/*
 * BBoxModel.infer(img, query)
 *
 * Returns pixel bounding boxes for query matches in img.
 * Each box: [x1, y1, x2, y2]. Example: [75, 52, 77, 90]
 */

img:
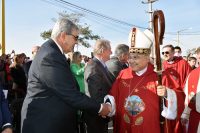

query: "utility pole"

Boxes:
[141, 0, 158, 61]
[177, 31, 180, 46]
[141, 0, 158, 32]
[1, 0, 5, 54]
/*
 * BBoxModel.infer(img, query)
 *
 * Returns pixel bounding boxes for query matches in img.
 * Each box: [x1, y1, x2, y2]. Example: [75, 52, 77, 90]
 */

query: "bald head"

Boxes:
[32, 46, 40, 58]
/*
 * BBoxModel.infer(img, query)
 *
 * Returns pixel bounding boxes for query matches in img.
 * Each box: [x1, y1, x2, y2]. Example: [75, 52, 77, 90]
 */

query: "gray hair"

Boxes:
[51, 18, 79, 39]
[93, 39, 111, 55]
[114, 44, 129, 57]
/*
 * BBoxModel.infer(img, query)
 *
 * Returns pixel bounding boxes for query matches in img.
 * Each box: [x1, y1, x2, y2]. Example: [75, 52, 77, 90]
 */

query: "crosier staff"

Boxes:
[153, 10, 165, 133]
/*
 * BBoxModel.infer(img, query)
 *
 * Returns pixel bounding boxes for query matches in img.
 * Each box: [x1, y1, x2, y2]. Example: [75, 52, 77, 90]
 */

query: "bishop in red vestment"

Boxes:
[109, 28, 177, 133]
[110, 64, 161, 133]
[162, 44, 192, 133]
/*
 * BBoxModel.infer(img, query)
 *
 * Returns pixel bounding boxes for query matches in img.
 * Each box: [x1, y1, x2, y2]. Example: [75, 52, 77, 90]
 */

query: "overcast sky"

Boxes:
[4, 0, 200, 57]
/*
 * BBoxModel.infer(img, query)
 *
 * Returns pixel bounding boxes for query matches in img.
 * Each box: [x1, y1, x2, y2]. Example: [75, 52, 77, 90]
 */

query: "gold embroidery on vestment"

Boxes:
[146, 84, 155, 90]
[124, 113, 130, 123]
[135, 116, 143, 125]
[121, 80, 130, 88]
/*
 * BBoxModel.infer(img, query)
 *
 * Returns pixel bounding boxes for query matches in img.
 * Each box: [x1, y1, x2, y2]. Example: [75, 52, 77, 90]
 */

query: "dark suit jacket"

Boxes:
[23, 60, 32, 79]
[84, 57, 113, 133]
[84, 57, 113, 103]
[0, 88, 12, 129]
[106, 56, 128, 82]
[21, 39, 100, 133]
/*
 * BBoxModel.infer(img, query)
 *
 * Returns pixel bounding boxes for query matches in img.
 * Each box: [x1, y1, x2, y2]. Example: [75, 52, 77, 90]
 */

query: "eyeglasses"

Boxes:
[68, 34, 79, 41]
[162, 51, 170, 55]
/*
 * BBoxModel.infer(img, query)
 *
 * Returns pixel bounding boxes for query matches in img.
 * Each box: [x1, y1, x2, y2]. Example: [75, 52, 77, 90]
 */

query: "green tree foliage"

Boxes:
[40, 12, 101, 47]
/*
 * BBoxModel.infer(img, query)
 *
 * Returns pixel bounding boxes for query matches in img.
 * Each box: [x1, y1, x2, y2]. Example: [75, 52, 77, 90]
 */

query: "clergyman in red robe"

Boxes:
[162, 44, 192, 133]
[181, 48, 200, 133]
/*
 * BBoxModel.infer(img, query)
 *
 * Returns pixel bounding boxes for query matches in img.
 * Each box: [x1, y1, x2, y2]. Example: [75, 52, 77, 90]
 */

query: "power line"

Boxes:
[41, 0, 131, 34]
[42, 0, 148, 29]
[42, 0, 200, 36]
[166, 32, 200, 35]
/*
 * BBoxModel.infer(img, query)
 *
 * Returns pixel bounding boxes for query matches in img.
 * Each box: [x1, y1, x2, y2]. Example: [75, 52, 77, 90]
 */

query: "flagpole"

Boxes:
[1, 0, 5, 54]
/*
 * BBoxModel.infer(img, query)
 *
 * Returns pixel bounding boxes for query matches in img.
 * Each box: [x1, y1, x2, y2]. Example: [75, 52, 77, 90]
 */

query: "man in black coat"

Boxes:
[21, 18, 111, 133]
[106, 44, 129, 82]
[23, 46, 40, 79]
[84, 39, 113, 133]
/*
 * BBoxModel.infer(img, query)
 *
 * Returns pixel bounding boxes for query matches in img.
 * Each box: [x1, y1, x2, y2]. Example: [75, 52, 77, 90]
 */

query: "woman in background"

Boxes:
[70, 51, 85, 93]
[70, 51, 86, 133]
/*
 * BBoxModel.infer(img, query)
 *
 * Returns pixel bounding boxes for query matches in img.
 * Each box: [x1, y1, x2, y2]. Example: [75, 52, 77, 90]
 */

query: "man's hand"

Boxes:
[99, 103, 112, 117]
[157, 85, 167, 97]
[2, 128, 12, 133]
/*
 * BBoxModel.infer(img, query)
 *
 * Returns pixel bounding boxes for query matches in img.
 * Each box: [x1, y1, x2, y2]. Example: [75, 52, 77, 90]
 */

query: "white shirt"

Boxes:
[135, 65, 148, 76]
[95, 56, 106, 67]
[52, 39, 64, 54]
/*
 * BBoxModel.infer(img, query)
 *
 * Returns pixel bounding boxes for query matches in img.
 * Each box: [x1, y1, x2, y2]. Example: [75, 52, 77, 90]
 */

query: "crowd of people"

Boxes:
[0, 18, 200, 133]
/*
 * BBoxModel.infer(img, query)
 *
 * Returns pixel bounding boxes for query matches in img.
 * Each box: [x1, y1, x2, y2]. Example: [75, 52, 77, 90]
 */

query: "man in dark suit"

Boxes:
[0, 88, 12, 133]
[84, 39, 113, 133]
[106, 44, 129, 82]
[21, 18, 111, 133]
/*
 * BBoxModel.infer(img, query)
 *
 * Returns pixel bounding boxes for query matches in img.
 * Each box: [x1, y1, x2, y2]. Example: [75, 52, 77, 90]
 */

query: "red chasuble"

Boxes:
[162, 57, 192, 133]
[186, 67, 200, 133]
[110, 64, 160, 133]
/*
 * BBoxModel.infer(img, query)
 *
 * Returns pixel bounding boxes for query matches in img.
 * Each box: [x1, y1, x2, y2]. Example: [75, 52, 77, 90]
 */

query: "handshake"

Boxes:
[99, 95, 116, 118]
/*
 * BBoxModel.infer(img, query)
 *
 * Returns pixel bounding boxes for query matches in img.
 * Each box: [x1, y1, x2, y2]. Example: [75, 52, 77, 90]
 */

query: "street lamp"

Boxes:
[177, 27, 192, 46]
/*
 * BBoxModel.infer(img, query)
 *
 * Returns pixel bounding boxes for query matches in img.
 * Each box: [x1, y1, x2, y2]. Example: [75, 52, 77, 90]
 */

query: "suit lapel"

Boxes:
[93, 58, 113, 86]
[47, 39, 68, 65]
[48, 39, 81, 91]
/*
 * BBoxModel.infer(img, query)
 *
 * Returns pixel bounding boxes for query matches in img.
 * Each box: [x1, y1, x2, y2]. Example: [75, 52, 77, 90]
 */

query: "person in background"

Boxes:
[181, 67, 200, 133]
[188, 56, 197, 70]
[162, 44, 192, 133]
[196, 47, 200, 67]
[0, 47, 13, 133]
[0, 54, 6, 90]
[106, 44, 129, 82]
[10, 54, 27, 98]
[70, 51, 85, 93]
[4, 55, 13, 102]
[174, 46, 182, 57]
[84, 39, 113, 133]
[21, 18, 111, 133]
[23, 46, 40, 79]
[66, 52, 73, 65]
[82, 55, 91, 64]
[9, 54, 27, 133]
[181, 47, 200, 133]
[183, 56, 188, 61]
[0, 88, 13, 133]
[19, 53, 26, 65]
[70, 51, 86, 133]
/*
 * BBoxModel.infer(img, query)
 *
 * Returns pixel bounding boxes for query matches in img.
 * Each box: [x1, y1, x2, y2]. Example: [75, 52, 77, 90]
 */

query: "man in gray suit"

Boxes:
[84, 39, 113, 133]
[106, 44, 129, 82]
[21, 18, 111, 133]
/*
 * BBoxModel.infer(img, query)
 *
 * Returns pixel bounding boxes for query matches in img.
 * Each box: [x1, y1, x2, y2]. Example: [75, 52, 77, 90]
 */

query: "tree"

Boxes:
[40, 12, 101, 47]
